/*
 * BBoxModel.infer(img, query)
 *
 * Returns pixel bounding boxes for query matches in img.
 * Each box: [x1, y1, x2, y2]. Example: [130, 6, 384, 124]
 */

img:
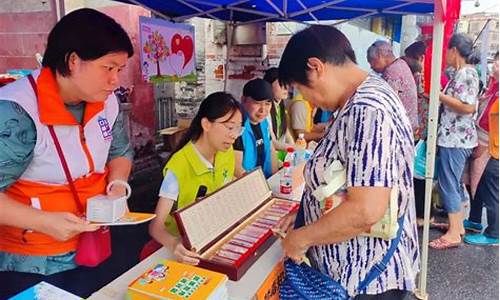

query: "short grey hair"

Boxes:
[367, 40, 395, 62]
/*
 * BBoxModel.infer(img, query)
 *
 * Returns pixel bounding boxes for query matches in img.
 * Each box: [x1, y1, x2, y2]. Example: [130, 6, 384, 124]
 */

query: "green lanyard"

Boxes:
[274, 102, 283, 138]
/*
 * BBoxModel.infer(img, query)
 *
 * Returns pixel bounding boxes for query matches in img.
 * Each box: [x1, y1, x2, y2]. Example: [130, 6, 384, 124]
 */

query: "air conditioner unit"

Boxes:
[232, 23, 266, 45]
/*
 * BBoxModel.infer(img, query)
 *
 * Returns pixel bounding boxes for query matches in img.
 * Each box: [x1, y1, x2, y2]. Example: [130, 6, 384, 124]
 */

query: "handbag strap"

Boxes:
[357, 215, 405, 292]
[27, 75, 84, 214]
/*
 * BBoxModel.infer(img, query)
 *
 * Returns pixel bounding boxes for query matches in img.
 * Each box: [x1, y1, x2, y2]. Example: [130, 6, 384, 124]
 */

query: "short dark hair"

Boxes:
[243, 78, 273, 101]
[278, 25, 356, 86]
[263, 67, 279, 85]
[405, 58, 423, 74]
[468, 50, 481, 65]
[42, 8, 134, 76]
[448, 33, 473, 59]
[169, 92, 243, 163]
[404, 41, 427, 60]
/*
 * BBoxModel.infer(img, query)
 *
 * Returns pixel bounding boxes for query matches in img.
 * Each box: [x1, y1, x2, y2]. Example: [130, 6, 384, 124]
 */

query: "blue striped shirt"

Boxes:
[302, 74, 419, 297]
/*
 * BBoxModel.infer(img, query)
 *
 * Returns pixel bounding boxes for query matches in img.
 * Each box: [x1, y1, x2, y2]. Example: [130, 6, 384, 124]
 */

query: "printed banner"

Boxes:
[139, 16, 196, 83]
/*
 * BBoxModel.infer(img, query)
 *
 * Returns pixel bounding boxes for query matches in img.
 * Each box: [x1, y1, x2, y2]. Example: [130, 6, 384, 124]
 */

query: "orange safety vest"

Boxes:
[489, 98, 499, 160]
[0, 68, 119, 256]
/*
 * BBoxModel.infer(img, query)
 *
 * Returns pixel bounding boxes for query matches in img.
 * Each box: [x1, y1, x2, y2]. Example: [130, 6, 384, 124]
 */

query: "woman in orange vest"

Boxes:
[0, 7, 134, 286]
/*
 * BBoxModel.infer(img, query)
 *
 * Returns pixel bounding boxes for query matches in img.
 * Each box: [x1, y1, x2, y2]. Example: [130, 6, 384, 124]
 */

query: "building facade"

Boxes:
[458, 12, 499, 57]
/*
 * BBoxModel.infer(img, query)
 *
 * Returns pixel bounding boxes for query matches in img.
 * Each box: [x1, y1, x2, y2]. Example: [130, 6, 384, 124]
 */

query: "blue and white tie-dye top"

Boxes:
[301, 74, 419, 297]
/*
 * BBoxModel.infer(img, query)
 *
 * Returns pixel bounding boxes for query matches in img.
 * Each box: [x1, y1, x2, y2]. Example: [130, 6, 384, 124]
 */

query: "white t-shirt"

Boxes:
[158, 144, 213, 201]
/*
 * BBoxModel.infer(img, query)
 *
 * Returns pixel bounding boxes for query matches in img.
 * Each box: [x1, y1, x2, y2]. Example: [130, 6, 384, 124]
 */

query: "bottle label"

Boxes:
[280, 178, 292, 194]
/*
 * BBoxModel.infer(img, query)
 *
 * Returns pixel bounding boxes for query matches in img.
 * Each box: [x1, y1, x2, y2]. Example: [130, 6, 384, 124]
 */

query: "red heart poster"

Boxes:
[171, 33, 194, 69]
[140, 16, 197, 83]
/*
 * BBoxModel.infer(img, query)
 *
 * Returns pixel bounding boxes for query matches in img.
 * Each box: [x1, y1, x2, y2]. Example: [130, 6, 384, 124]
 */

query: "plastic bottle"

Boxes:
[280, 161, 293, 194]
[294, 133, 307, 165]
[284, 147, 295, 167]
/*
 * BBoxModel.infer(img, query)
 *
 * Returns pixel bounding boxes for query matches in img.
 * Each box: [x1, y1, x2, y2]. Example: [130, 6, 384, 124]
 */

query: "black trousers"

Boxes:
[414, 177, 426, 218]
[469, 158, 499, 238]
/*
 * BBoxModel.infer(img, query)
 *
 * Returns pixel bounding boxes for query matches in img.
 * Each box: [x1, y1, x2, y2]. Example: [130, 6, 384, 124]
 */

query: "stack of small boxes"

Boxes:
[208, 200, 298, 266]
[86, 194, 127, 223]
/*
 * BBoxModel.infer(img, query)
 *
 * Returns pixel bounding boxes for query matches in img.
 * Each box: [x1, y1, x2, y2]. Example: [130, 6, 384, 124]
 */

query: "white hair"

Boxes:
[367, 40, 395, 62]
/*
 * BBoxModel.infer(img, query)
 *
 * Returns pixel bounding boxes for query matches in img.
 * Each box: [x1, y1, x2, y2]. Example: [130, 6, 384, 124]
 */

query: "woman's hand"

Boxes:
[107, 183, 127, 198]
[106, 180, 130, 212]
[39, 211, 99, 241]
[312, 123, 327, 133]
[172, 241, 200, 265]
[274, 211, 297, 234]
[281, 228, 309, 264]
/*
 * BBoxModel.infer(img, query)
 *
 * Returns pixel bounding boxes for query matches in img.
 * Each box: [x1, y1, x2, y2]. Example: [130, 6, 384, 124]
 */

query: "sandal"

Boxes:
[429, 237, 461, 249]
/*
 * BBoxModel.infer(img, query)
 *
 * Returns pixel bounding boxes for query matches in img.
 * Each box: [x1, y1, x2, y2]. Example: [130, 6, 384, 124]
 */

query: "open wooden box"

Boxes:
[174, 169, 298, 281]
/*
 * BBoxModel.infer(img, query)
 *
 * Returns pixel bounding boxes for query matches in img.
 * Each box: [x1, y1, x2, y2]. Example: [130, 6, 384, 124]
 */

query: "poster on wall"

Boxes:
[139, 16, 196, 83]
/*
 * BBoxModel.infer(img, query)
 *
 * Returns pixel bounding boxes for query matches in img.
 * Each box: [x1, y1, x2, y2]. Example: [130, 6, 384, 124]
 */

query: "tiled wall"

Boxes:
[0, 0, 57, 72]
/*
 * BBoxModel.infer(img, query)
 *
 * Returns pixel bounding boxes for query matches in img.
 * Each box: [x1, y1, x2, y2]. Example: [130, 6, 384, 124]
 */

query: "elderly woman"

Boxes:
[402, 41, 431, 225]
[277, 25, 418, 299]
[430, 33, 480, 249]
[367, 40, 419, 135]
[403, 41, 428, 141]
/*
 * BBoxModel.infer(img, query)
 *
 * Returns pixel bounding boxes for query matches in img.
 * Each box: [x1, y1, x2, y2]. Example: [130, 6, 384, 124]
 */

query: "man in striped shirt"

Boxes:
[277, 25, 419, 299]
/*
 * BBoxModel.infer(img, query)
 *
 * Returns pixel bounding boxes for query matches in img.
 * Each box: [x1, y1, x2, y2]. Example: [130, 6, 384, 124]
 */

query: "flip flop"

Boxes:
[429, 237, 461, 250]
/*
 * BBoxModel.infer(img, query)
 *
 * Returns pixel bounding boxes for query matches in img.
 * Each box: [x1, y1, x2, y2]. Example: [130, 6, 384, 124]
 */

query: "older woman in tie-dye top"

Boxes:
[277, 25, 418, 300]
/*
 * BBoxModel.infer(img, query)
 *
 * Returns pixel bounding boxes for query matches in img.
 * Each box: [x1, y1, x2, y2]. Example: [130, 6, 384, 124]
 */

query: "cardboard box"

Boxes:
[159, 127, 188, 152]
[177, 118, 192, 129]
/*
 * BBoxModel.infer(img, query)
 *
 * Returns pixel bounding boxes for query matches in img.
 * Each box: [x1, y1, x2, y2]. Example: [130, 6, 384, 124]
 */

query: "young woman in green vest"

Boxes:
[263, 67, 294, 161]
[148, 92, 243, 264]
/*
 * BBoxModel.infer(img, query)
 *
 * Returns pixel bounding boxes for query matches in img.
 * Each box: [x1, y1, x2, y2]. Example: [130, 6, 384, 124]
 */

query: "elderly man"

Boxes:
[367, 40, 419, 134]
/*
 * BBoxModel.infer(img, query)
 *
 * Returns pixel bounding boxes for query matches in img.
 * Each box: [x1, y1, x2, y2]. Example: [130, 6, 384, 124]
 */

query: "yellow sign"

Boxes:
[254, 260, 285, 300]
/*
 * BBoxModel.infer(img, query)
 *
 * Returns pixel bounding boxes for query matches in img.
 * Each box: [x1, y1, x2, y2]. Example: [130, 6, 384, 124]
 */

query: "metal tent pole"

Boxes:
[223, 19, 234, 92]
[54, 0, 65, 21]
[415, 0, 445, 299]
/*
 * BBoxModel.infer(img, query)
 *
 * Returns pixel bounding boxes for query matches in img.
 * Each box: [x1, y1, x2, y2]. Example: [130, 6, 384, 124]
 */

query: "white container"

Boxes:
[86, 194, 127, 223]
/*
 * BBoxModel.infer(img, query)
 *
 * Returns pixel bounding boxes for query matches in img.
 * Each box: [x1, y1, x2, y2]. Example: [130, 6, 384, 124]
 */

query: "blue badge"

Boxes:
[98, 116, 112, 141]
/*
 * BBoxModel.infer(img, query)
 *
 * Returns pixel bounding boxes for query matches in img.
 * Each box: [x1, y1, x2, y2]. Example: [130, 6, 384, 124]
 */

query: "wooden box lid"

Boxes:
[174, 168, 272, 254]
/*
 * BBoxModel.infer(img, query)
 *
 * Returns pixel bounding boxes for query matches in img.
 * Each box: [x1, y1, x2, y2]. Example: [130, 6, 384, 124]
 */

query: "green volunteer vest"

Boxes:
[163, 141, 235, 236]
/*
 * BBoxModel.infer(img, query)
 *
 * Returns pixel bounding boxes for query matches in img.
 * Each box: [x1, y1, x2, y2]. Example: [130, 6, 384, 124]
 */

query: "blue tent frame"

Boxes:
[121, 0, 434, 24]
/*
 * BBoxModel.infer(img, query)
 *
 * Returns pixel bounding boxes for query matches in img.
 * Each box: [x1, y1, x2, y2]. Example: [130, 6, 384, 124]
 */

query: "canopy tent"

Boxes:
[120, 0, 434, 23]
[113, 1, 453, 299]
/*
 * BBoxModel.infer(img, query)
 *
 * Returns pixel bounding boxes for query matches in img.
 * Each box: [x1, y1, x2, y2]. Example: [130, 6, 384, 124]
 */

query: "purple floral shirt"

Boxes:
[414, 72, 429, 141]
[382, 58, 419, 133]
[437, 66, 479, 149]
